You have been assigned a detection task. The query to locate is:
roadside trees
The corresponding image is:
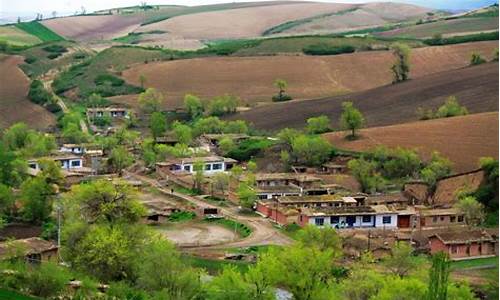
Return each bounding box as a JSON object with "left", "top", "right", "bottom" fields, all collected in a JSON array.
[
  {"left": 340, "top": 101, "right": 365, "bottom": 139},
  {"left": 390, "top": 43, "right": 411, "bottom": 83}
]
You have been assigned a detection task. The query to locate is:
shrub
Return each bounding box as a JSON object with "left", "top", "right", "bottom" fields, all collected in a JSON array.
[
  {"left": 470, "top": 52, "right": 486, "bottom": 65},
  {"left": 94, "top": 73, "right": 125, "bottom": 87},
  {"left": 227, "top": 138, "right": 274, "bottom": 161},
  {"left": 306, "top": 115, "right": 331, "bottom": 134},
  {"left": 92, "top": 116, "right": 112, "bottom": 127},
  {"left": 435, "top": 96, "right": 468, "bottom": 118},
  {"left": 42, "top": 44, "right": 67, "bottom": 53},
  {"left": 272, "top": 93, "right": 292, "bottom": 102},
  {"left": 28, "top": 80, "right": 52, "bottom": 105},
  {"left": 168, "top": 211, "right": 196, "bottom": 222},
  {"left": 73, "top": 52, "right": 86, "bottom": 59},
  {"left": 303, "top": 44, "right": 355, "bottom": 56},
  {"left": 24, "top": 56, "right": 37, "bottom": 64},
  {"left": 47, "top": 52, "right": 61, "bottom": 59},
  {"left": 424, "top": 31, "right": 499, "bottom": 46},
  {"left": 25, "top": 262, "right": 70, "bottom": 298}
]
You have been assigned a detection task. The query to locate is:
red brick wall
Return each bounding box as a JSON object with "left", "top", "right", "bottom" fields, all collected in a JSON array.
[
  {"left": 430, "top": 238, "right": 497, "bottom": 259},
  {"left": 429, "top": 237, "right": 448, "bottom": 254},
  {"left": 298, "top": 214, "right": 309, "bottom": 227},
  {"left": 256, "top": 202, "right": 271, "bottom": 217}
]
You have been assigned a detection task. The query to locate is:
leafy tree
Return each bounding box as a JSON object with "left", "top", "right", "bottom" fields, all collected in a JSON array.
[
  {"left": 0, "top": 184, "right": 14, "bottom": 218},
  {"left": 28, "top": 80, "right": 52, "bottom": 105},
  {"left": 420, "top": 152, "right": 452, "bottom": 191},
  {"left": 272, "top": 79, "right": 292, "bottom": 102},
  {"left": 205, "top": 266, "right": 252, "bottom": 300},
  {"left": 277, "top": 128, "right": 301, "bottom": 148},
  {"left": 207, "top": 94, "right": 239, "bottom": 116},
  {"left": 306, "top": 115, "right": 331, "bottom": 134},
  {"left": 139, "top": 74, "right": 146, "bottom": 89},
  {"left": 219, "top": 137, "right": 235, "bottom": 155},
  {"left": 280, "top": 150, "right": 291, "bottom": 171},
  {"left": 391, "top": 43, "right": 411, "bottom": 82},
  {"left": 475, "top": 157, "right": 499, "bottom": 212},
  {"left": 455, "top": 196, "right": 485, "bottom": 226},
  {"left": 230, "top": 165, "right": 244, "bottom": 180},
  {"left": 62, "top": 122, "right": 88, "bottom": 144},
  {"left": 172, "top": 121, "right": 193, "bottom": 145},
  {"left": 493, "top": 48, "right": 499, "bottom": 61},
  {"left": 184, "top": 94, "right": 204, "bottom": 120},
  {"left": 86, "top": 93, "right": 107, "bottom": 108},
  {"left": 0, "top": 142, "right": 26, "bottom": 186},
  {"left": 136, "top": 238, "right": 201, "bottom": 298},
  {"left": 109, "top": 146, "right": 133, "bottom": 175},
  {"left": 150, "top": 111, "right": 167, "bottom": 139},
  {"left": 212, "top": 172, "right": 230, "bottom": 195},
  {"left": 384, "top": 242, "right": 421, "bottom": 278},
  {"left": 341, "top": 268, "right": 386, "bottom": 300},
  {"left": 290, "top": 135, "right": 332, "bottom": 166},
  {"left": 381, "top": 147, "right": 422, "bottom": 178},
  {"left": 2, "top": 123, "right": 30, "bottom": 150},
  {"left": 245, "top": 249, "right": 282, "bottom": 300},
  {"left": 371, "top": 276, "right": 427, "bottom": 300},
  {"left": 193, "top": 160, "right": 204, "bottom": 192},
  {"left": 20, "top": 176, "right": 55, "bottom": 224},
  {"left": 224, "top": 120, "right": 249, "bottom": 134},
  {"left": 470, "top": 52, "right": 486, "bottom": 65},
  {"left": 427, "top": 252, "right": 450, "bottom": 300},
  {"left": 138, "top": 88, "right": 163, "bottom": 114},
  {"left": 435, "top": 96, "right": 468, "bottom": 118},
  {"left": 25, "top": 262, "right": 71, "bottom": 298},
  {"left": 193, "top": 117, "right": 224, "bottom": 136},
  {"left": 340, "top": 101, "right": 365, "bottom": 138},
  {"left": 348, "top": 157, "right": 385, "bottom": 193},
  {"left": 237, "top": 183, "right": 257, "bottom": 209},
  {"left": 296, "top": 225, "right": 342, "bottom": 254}
]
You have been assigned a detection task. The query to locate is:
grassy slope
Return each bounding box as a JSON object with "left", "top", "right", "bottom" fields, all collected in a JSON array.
[
  {"left": 451, "top": 256, "right": 499, "bottom": 270},
  {"left": 15, "top": 21, "right": 64, "bottom": 42},
  {"left": 0, "top": 25, "right": 41, "bottom": 46},
  {"left": 0, "top": 289, "right": 39, "bottom": 300}
]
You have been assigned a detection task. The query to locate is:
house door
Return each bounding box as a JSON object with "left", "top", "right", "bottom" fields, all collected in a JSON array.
[
  {"left": 346, "top": 216, "right": 356, "bottom": 227},
  {"left": 398, "top": 215, "right": 410, "bottom": 228}
]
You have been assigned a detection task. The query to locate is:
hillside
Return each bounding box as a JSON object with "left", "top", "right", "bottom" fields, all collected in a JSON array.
[
  {"left": 324, "top": 112, "right": 499, "bottom": 173},
  {"left": 0, "top": 55, "right": 56, "bottom": 130},
  {"left": 226, "top": 62, "right": 499, "bottom": 131},
  {"left": 116, "top": 41, "right": 497, "bottom": 108}
]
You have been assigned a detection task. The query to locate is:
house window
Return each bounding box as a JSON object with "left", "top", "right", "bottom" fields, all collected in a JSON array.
[
  {"left": 440, "top": 216, "right": 445, "bottom": 221},
  {"left": 71, "top": 160, "right": 81, "bottom": 167},
  {"left": 362, "top": 216, "right": 371, "bottom": 223},
  {"left": 213, "top": 163, "right": 222, "bottom": 170},
  {"left": 451, "top": 245, "right": 458, "bottom": 254},
  {"left": 258, "top": 195, "right": 267, "bottom": 200},
  {"left": 433, "top": 216, "right": 438, "bottom": 223},
  {"left": 184, "top": 165, "right": 191, "bottom": 172},
  {"left": 205, "top": 164, "right": 212, "bottom": 171},
  {"left": 458, "top": 215, "right": 464, "bottom": 223},
  {"left": 315, "top": 218, "right": 324, "bottom": 226},
  {"left": 450, "top": 216, "right": 456, "bottom": 223},
  {"left": 382, "top": 216, "right": 392, "bottom": 224},
  {"left": 29, "top": 163, "right": 37, "bottom": 169},
  {"left": 331, "top": 216, "right": 339, "bottom": 224}
]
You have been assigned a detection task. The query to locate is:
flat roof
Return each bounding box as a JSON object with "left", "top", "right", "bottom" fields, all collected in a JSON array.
[
  {"left": 433, "top": 230, "right": 493, "bottom": 244},
  {"left": 255, "top": 173, "right": 321, "bottom": 182},
  {"left": 165, "top": 156, "right": 237, "bottom": 164},
  {"left": 419, "top": 208, "right": 461, "bottom": 216},
  {"left": 0, "top": 238, "right": 57, "bottom": 258},
  {"left": 278, "top": 195, "right": 350, "bottom": 204},
  {"left": 302, "top": 205, "right": 395, "bottom": 217}
]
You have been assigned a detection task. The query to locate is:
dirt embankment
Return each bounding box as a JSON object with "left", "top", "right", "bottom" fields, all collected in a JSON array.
[
  {"left": 0, "top": 55, "right": 55, "bottom": 130},
  {"left": 324, "top": 112, "right": 499, "bottom": 173}
]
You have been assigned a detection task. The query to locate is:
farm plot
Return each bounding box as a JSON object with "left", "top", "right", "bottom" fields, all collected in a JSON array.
[
  {"left": 0, "top": 25, "right": 41, "bottom": 46},
  {"left": 119, "top": 41, "right": 497, "bottom": 109},
  {"left": 15, "top": 21, "right": 64, "bottom": 42},
  {"left": 377, "top": 17, "right": 499, "bottom": 38},
  {"left": 227, "top": 61, "right": 498, "bottom": 132},
  {"left": 41, "top": 15, "right": 144, "bottom": 42},
  {"left": 324, "top": 112, "right": 499, "bottom": 173},
  {"left": 0, "top": 55, "right": 55, "bottom": 130}
]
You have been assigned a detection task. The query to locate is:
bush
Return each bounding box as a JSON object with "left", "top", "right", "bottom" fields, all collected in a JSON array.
[
  {"left": 73, "top": 52, "right": 86, "bottom": 59},
  {"left": 307, "top": 115, "right": 331, "bottom": 134},
  {"left": 45, "top": 103, "right": 62, "bottom": 113},
  {"left": 28, "top": 80, "right": 52, "bottom": 105},
  {"left": 272, "top": 93, "right": 292, "bottom": 102},
  {"left": 25, "top": 262, "right": 70, "bottom": 298},
  {"left": 303, "top": 44, "right": 355, "bottom": 56},
  {"left": 470, "top": 52, "right": 486, "bottom": 65},
  {"left": 227, "top": 138, "right": 274, "bottom": 161},
  {"left": 94, "top": 73, "right": 125, "bottom": 87},
  {"left": 92, "top": 116, "right": 112, "bottom": 127},
  {"left": 424, "top": 31, "right": 499, "bottom": 46},
  {"left": 24, "top": 56, "right": 37, "bottom": 64},
  {"left": 42, "top": 44, "right": 67, "bottom": 53},
  {"left": 168, "top": 211, "right": 196, "bottom": 222}
]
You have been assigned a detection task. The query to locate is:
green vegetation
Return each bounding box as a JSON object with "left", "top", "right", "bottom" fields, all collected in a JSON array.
[
  {"left": 303, "top": 43, "right": 355, "bottom": 55},
  {"left": 417, "top": 96, "right": 468, "bottom": 120},
  {"left": 205, "top": 218, "right": 252, "bottom": 238},
  {"left": 340, "top": 101, "right": 365, "bottom": 138},
  {"left": 181, "top": 254, "right": 250, "bottom": 275},
  {"left": 391, "top": 42, "right": 411, "bottom": 83},
  {"left": 424, "top": 31, "right": 499, "bottom": 45},
  {"left": 451, "top": 256, "right": 498, "bottom": 270},
  {"left": 470, "top": 52, "right": 486, "bottom": 65},
  {"left": 14, "top": 22, "right": 64, "bottom": 42},
  {"left": 227, "top": 138, "right": 274, "bottom": 161},
  {"left": 0, "top": 288, "right": 40, "bottom": 300},
  {"left": 168, "top": 211, "right": 196, "bottom": 222},
  {"left": 306, "top": 115, "right": 331, "bottom": 134},
  {"left": 272, "top": 78, "right": 292, "bottom": 102},
  {"left": 0, "top": 25, "right": 41, "bottom": 47}
]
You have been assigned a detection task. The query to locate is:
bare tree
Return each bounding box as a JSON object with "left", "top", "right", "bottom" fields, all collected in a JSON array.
[{"left": 51, "top": 11, "right": 57, "bottom": 18}]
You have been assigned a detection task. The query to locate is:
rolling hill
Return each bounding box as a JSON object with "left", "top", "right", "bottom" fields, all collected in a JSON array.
[
  {"left": 225, "top": 62, "right": 499, "bottom": 131},
  {"left": 324, "top": 112, "right": 499, "bottom": 173}
]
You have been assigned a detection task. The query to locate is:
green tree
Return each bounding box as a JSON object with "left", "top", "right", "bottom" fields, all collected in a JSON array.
[
  {"left": 219, "top": 137, "right": 235, "bottom": 155},
  {"left": 277, "top": 128, "right": 301, "bottom": 148},
  {"left": 237, "top": 183, "right": 257, "bottom": 209},
  {"left": 172, "top": 121, "right": 193, "bottom": 145},
  {"left": 139, "top": 88, "right": 163, "bottom": 114},
  {"left": 371, "top": 277, "right": 427, "bottom": 300},
  {"left": 109, "top": 146, "right": 133, "bottom": 175},
  {"left": 341, "top": 268, "right": 386, "bottom": 300},
  {"left": 296, "top": 225, "right": 342, "bottom": 254},
  {"left": 382, "top": 147, "right": 422, "bottom": 179},
  {"left": 435, "top": 96, "right": 468, "bottom": 118},
  {"left": 0, "top": 142, "right": 26, "bottom": 186},
  {"left": 455, "top": 196, "right": 485, "bottom": 226},
  {"left": 150, "top": 111, "right": 167, "bottom": 139},
  {"left": 25, "top": 262, "right": 71, "bottom": 298},
  {"left": 291, "top": 135, "right": 332, "bottom": 166},
  {"left": 280, "top": 150, "right": 291, "bottom": 171},
  {"left": 245, "top": 250, "right": 282, "bottom": 300},
  {"left": 391, "top": 43, "right": 411, "bottom": 83},
  {"left": 427, "top": 252, "right": 450, "bottom": 300},
  {"left": 2, "top": 122, "right": 30, "bottom": 150},
  {"left": 493, "top": 48, "right": 499, "bottom": 61},
  {"left": 86, "top": 93, "right": 107, "bottom": 108},
  {"left": 20, "top": 176, "right": 55, "bottom": 224},
  {"left": 224, "top": 120, "right": 249, "bottom": 134},
  {"left": 273, "top": 78, "right": 290, "bottom": 102},
  {"left": 212, "top": 172, "right": 230, "bottom": 195},
  {"left": 384, "top": 242, "right": 421, "bottom": 278},
  {"left": 348, "top": 157, "right": 385, "bottom": 193},
  {"left": 193, "top": 117, "right": 224, "bottom": 136},
  {"left": 0, "top": 184, "right": 14, "bottom": 218},
  {"left": 470, "top": 52, "right": 486, "bottom": 65},
  {"left": 139, "top": 74, "right": 146, "bottom": 89},
  {"left": 420, "top": 152, "right": 452, "bottom": 191},
  {"left": 184, "top": 94, "right": 204, "bottom": 120},
  {"left": 193, "top": 160, "right": 204, "bottom": 192},
  {"left": 205, "top": 266, "right": 252, "bottom": 300},
  {"left": 340, "top": 101, "right": 365, "bottom": 138},
  {"left": 207, "top": 94, "right": 239, "bottom": 116},
  {"left": 306, "top": 115, "right": 331, "bottom": 134}
]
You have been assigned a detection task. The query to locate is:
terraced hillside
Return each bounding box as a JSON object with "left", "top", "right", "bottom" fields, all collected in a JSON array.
[
  {"left": 118, "top": 41, "right": 497, "bottom": 108},
  {"left": 324, "top": 112, "right": 499, "bottom": 173},
  {"left": 226, "top": 62, "right": 499, "bottom": 132}
]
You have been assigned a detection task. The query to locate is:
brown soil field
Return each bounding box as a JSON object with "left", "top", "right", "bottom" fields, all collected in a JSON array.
[
  {"left": 324, "top": 112, "right": 499, "bottom": 173},
  {"left": 42, "top": 15, "right": 144, "bottom": 42},
  {"left": 137, "top": 2, "right": 355, "bottom": 39},
  {"left": 0, "top": 55, "right": 55, "bottom": 130},
  {"left": 117, "top": 41, "right": 497, "bottom": 109},
  {"left": 279, "top": 2, "right": 431, "bottom": 36},
  {"left": 228, "top": 61, "right": 498, "bottom": 132}
]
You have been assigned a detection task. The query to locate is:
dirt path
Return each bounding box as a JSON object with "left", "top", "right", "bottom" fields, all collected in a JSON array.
[{"left": 124, "top": 170, "right": 293, "bottom": 249}]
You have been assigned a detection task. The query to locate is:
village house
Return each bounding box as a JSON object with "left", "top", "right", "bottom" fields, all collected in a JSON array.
[
  {"left": 28, "top": 154, "right": 85, "bottom": 171},
  {"left": 141, "top": 200, "right": 181, "bottom": 225},
  {"left": 156, "top": 156, "right": 237, "bottom": 175},
  {"left": 417, "top": 208, "right": 465, "bottom": 229},
  {"left": 86, "top": 107, "right": 128, "bottom": 118},
  {"left": 201, "top": 133, "right": 250, "bottom": 146},
  {"left": 254, "top": 173, "right": 329, "bottom": 199},
  {"left": 429, "top": 229, "right": 498, "bottom": 260},
  {"left": 0, "top": 237, "right": 58, "bottom": 264},
  {"left": 298, "top": 205, "right": 399, "bottom": 229}
]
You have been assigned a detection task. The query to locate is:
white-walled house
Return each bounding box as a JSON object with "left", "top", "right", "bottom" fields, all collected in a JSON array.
[
  {"left": 28, "top": 155, "right": 84, "bottom": 171},
  {"left": 298, "top": 205, "right": 398, "bottom": 229},
  {"left": 59, "top": 144, "right": 85, "bottom": 154},
  {"left": 156, "top": 156, "right": 237, "bottom": 175}
]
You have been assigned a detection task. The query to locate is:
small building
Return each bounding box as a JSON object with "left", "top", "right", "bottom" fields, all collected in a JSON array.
[
  {"left": 141, "top": 201, "right": 181, "bottom": 225},
  {"left": 255, "top": 200, "right": 300, "bottom": 225},
  {"left": 298, "top": 205, "right": 398, "bottom": 229},
  {"left": 429, "top": 230, "right": 497, "bottom": 260},
  {"left": 0, "top": 237, "right": 58, "bottom": 263},
  {"left": 28, "top": 154, "right": 85, "bottom": 171},
  {"left": 86, "top": 107, "right": 128, "bottom": 118},
  {"left": 417, "top": 208, "right": 465, "bottom": 229},
  {"left": 201, "top": 133, "right": 250, "bottom": 146},
  {"left": 319, "top": 162, "right": 347, "bottom": 174},
  {"left": 60, "top": 143, "right": 85, "bottom": 154},
  {"left": 254, "top": 173, "right": 326, "bottom": 197},
  {"left": 156, "top": 156, "right": 237, "bottom": 175}
]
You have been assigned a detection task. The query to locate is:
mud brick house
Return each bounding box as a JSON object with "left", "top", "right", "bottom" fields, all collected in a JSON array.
[
  {"left": 0, "top": 238, "right": 58, "bottom": 263},
  {"left": 156, "top": 156, "right": 237, "bottom": 175},
  {"left": 254, "top": 173, "right": 329, "bottom": 199},
  {"left": 28, "top": 154, "right": 85, "bottom": 171},
  {"left": 298, "top": 205, "right": 398, "bottom": 229},
  {"left": 429, "top": 229, "right": 498, "bottom": 260},
  {"left": 417, "top": 208, "right": 465, "bottom": 229},
  {"left": 86, "top": 107, "right": 128, "bottom": 118},
  {"left": 141, "top": 200, "right": 181, "bottom": 225}
]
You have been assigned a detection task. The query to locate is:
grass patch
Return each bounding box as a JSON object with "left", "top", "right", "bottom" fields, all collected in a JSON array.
[
  {"left": 227, "top": 138, "right": 275, "bottom": 161},
  {"left": 0, "top": 288, "right": 40, "bottom": 300},
  {"left": 279, "top": 223, "right": 302, "bottom": 240},
  {"left": 0, "top": 25, "right": 41, "bottom": 46},
  {"left": 203, "top": 196, "right": 228, "bottom": 206},
  {"left": 168, "top": 211, "right": 196, "bottom": 222},
  {"left": 15, "top": 21, "right": 64, "bottom": 42},
  {"left": 181, "top": 254, "right": 250, "bottom": 275},
  {"left": 204, "top": 218, "right": 252, "bottom": 238},
  {"left": 172, "top": 184, "right": 201, "bottom": 196},
  {"left": 451, "top": 256, "right": 499, "bottom": 270},
  {"left": 424, "top": 31, "right": 499, "bottom": 46}
]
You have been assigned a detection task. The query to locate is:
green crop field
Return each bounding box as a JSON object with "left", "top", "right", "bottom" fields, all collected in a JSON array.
[
  {"left": 15, "top": 21, "right": 64, "bottom": 42},
  {"left": 0, "top": 25, "right": 41, "bottom": 46},
  {"left": 0, "top": 289, "right": 39, "bottom": 300},
  {"left": 451, "top": 256, "right": 499, "bottom": 270}
]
